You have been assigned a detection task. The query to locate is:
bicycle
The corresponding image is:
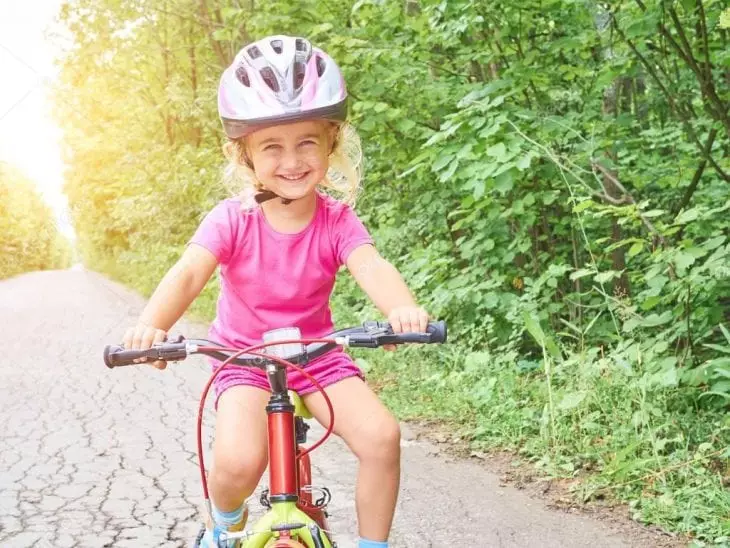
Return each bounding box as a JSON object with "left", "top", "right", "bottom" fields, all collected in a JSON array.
[{"left": 104, "top": 320, "right": 447, "bottom": 548}]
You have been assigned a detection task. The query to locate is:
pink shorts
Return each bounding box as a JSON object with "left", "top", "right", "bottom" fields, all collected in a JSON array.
[{"left": 210, "top": 348, "right": 364, "bottom": 409}]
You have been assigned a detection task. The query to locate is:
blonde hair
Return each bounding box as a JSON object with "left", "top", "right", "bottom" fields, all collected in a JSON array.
[{"left": 222, "top": 122, "right": 363, "bottom": 208}]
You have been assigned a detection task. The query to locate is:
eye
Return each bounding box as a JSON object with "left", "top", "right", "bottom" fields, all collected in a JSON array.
[
  {"left": 299, "top": 139, "right": 317, "bottom": 147},
  {"left": 262, "top": 144, "right": 281, "bottom": 152}
]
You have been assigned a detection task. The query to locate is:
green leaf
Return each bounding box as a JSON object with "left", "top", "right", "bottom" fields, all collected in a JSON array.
[
  {"left": 573, "top": 200, "right": 594, "bottom": 213},
  {"left": 654, "top": 365, "right": 678, "bottom": 387},
  {"left": 680, "top": 0, "right": 696, "bottom": 13},
  {"left": 472, "top": 179, "right": 486, "bottom": 199},
  {"left": 486, "top": 142, "right": 507, "bottom": 160},
  {"left": 523, "top": 311, "right": 546, "bottom": 344},
  {"left": 641, "top": 311, "right": 673, "bottom": 327},
  {"left": 558, "top": 391, "right": 587, "bottom": 410},
  {"left": 628, "top": 241, "right": 645, "bottom": 258},
  {"left": 494, "top": 170, "right": 513, "bottom": 194},
  {"left": 720, "top": 324, "right": 730, "bottom": 345},
  {"left": 570, "top": 268, "right": 595, "bottom": 280},
  {"left": 702, "top": 235, "right": 726, "bottom": 250},
  {"left": 594, "top": 270, "right": 619, "bottom": 284},
  {"left": 220, "top": 7, "right": 241, "bottom": 21},
  {"left": 516, "top": 152, "right": 533, "bottom": 171},
  {"left": 432, "top": 153, "right": 454, "bottom": 172},
  {"left": 523, "top": 311, "right": 561, "bottom": 360},
  {"left": 674, "top": 208, "right": 700, "bottom": 224},
  {"left": 674, "top": 252, "right": 695, "bottom": 272},
  {"left": 640, "top": 295, "right": 663, "bottom": 310}
]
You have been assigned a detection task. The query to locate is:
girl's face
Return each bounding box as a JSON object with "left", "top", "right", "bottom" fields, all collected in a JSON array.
[{"left": 246, "top": 120, "right": 336, "bottom": 202}]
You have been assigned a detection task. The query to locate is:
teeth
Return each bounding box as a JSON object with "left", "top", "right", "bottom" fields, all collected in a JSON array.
[{"left": 280, "top": 173, "right": 307, "bottom": 181}]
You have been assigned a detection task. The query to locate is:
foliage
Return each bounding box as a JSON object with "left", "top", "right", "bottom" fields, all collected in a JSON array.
[
  {"left": 53, "top": 0, "right": 730, "bottom": 542},
  {"left": 0, "top": 162, "right": 72, "bottom": 279}
]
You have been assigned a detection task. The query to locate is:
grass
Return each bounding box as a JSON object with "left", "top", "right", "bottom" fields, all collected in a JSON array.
[{"left": 355, "top": 342, "right": 730, "bottom": 546}]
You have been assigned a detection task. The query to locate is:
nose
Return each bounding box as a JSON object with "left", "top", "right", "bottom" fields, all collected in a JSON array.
[{"left": 279, "top": 150, "right": 303, "bottom": 171}]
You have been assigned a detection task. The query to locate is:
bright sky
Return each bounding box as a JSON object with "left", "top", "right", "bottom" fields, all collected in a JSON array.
[{"left": 0, "top": 0, "right": 74, "bottom": 239}]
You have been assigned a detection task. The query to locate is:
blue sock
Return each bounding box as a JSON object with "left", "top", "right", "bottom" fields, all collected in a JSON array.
[
  {"left": 211, "top": 502, "right": 245, "bottom": 528},
  {"left": 358, "top": 539, "right": 388, "bottom": 548},
  {"left": 200, "top": 503, "right": 245, "bottom": 548}
]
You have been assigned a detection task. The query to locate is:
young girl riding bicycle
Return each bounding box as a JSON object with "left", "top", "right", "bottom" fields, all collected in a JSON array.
[{"left": 123, "top": 35, "right": 429, "bottom": 548}]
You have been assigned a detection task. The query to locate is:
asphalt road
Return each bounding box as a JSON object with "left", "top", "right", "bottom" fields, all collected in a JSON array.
[{"left": 0, "top": 269, "right": 677, "bottom": 547}]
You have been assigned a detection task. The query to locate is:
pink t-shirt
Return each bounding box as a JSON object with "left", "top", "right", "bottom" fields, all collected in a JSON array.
[{"left": 189, "top": 192, "right": 373, "bottom": 348}]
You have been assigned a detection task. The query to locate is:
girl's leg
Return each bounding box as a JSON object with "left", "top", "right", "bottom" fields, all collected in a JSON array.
[
  {"left": 303, "top": 377, "right": 401, "bottom": 542},
  {"left": 208, "top": 385, "right": 270, "bottom": 512}
]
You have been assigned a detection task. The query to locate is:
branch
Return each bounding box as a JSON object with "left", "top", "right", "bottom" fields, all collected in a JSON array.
[
  {"left": 591, "top": 161, "right": 668, "bottom": 246},
  {"left": 664, "top": 7, "right": 730, "bottom": 135},
  {"left": 612, "top": 22, "right": 730, "bottom": 182},
  {"left": 199, "top": 0, "right": 230, "bottom": 68},
  {"left": 672, "top": 128, "right": 717, "bottom": 216},
  {"left": 636, "top": 0, "right": 729, "bottom": 135},
  {"left": 667, "top": 7, "right": 704, "bottom": 79},
  {"left": 696, "top": 0, "right": 712, "bottom": 81}
]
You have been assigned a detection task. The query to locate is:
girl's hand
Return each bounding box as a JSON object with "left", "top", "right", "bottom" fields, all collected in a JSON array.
[
  {"left": 384, "top": 306, "right": 430, "bottom": 352},
  {"left": 122, "top": 322, "right": 168, "bottom": 370}
]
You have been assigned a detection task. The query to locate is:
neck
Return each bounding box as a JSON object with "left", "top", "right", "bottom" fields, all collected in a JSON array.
[{"left": 260, "top": 191, "right": 318, "bottom": 233}]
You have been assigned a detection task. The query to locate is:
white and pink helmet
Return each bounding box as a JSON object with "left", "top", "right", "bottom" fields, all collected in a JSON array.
[{"left": 218, "top": 35, "right": 348, "bottom": 139}]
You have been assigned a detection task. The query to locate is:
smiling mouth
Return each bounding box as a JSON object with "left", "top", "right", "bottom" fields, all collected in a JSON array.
[{"left": 277, "top": 172, "right": 310, "bottom": 183}]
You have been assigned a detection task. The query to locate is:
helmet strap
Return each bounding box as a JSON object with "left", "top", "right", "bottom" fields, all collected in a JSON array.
[{"left": 254, "top": 189, "right": 294, "bottom": 206}]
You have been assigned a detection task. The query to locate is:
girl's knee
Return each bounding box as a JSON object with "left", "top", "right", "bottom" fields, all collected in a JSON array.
[
  {"left": 352, "top": 414, "right": 401, "bottom": 463},
  {"left": 212, "top": 448, "right": 268, "bottom": 491}
]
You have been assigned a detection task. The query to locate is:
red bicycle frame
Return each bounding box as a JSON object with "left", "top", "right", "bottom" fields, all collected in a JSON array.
[{"left": 265, "top": 365, "right": 328, "bottom": 531}]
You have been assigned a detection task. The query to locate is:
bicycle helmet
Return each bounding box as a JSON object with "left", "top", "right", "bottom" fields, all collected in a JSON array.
[{"left": 218, "top": 35, "right": 348, "bottom": 139}]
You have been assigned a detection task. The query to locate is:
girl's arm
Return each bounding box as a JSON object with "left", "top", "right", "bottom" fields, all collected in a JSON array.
[
  {"left": 345, "top": 244, "right": 429, "bottom": 334},
  {"left": 123, "top": 243, "right": 219, "bottom": 368}
]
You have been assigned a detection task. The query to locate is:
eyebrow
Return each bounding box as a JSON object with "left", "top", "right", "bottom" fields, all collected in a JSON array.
[{"left": 257, "top": 133, "right": 321, "bottom": 147}]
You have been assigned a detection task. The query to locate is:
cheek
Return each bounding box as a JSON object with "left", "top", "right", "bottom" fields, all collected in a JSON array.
[
  {"left": 304, "top": 147, "right": 330, "bottom": 174},
  {"left": 252, "top": 156, "right": 278, "bottom": 178}
]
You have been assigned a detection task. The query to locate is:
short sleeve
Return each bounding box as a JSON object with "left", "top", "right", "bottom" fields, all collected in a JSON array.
[
  {"left": 188, "top": 201, "right": 237, "bottom": 265},
  {"left": 332, "top": 205, "right": 374, "bottom": 266}
]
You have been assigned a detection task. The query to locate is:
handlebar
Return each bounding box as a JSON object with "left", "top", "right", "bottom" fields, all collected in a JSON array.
[{"left": 103, "top": 320, "right": 447, "bottom": 369}]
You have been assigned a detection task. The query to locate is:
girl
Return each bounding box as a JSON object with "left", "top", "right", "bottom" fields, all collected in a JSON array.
[{"left": 123, "top": 35, "right": 429, "bottom": 548}]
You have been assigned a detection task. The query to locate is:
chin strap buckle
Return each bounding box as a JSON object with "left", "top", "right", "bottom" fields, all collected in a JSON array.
[{"left": 254, "top": 190, "right": 293, "bottom": 205}]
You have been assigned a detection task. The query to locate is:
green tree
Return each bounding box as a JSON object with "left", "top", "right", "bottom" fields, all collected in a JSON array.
[{"left": 0, "top": 162, "right": 72, "bottom": 279}]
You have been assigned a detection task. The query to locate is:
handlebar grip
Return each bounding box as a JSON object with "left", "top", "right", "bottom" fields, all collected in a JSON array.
[
  {"left": 104, "top": 345, "right": 160, "bottom": 368},
  {"left": 375, "top": 320, "right": 447, "bottom": 343},
  {"left": 426, "top": 320, "right": 447, "bottom": 343},
  {"left": 104, "top": 340, "right": 188, "bottom": 368},
  {"left": 348, "top": 320, "right": 447, "bottom": 347},
  {"left": 392, "top": 333, "right": 432, "bottom": 343}
]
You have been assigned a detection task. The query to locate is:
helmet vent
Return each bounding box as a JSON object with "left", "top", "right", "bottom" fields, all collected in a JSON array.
[
  {"left": 235, "top": 66, "right": 250, "bottom": 87},
  {"left": 260, "top": 67, "right": 280, "bottom": 92},
  {"left": 293, "top": 62, "right": 305, "bottom": 89},
  {"left": 295, "top": 38, "right": 308, "bottom": 52},
  {"left": 271, "top": 39, "right": 283, "bottom": 54},
  {"left": 247, "top": 45, "right": 262, "bottom": 59},
  {"left": 316, "top": 55, "right": 326, "bottom": 77}
]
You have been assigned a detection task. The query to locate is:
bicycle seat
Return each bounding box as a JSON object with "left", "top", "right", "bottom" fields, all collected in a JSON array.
[{"left": 289, "top": 390, "right": 313, "bottom": 419}]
